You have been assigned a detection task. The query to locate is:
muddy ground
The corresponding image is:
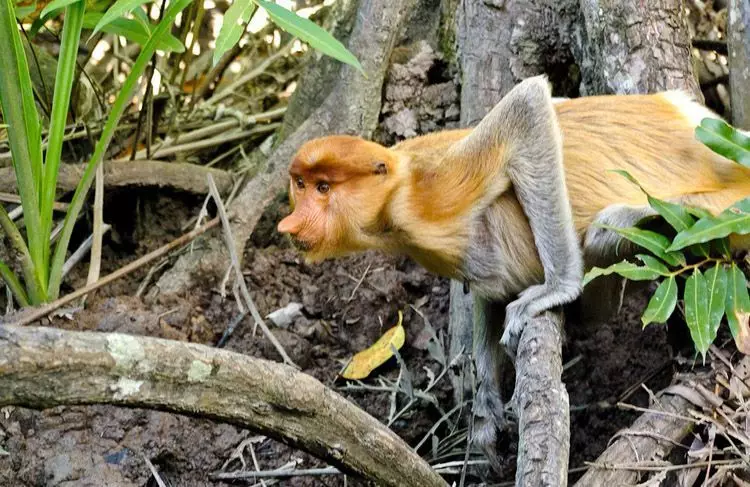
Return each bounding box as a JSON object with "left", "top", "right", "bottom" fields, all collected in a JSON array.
[{"left": 0, "top": 190, "right": 684, "bottom": 486}]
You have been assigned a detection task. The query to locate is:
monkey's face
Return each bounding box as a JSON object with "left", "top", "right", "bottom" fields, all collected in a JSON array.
[{"left": 277, "top": 136, "right": 399, "bottom": 262}]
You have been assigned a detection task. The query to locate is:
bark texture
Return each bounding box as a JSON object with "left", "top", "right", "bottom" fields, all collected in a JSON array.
[
  {"left": 0, "top": 325, "right": 447, "bottom": 487},
  {"left": 729, "top": 0, "right": 750, "bottom": 128},
  {"left": 573, "top": 392, "right": 693, "bottom": 486},
  {"left": 513, "top": 312, "right": 569, "bottom": 486},
  {"left": 149, "top": 0, "right": 413, "bottom": 297},
  {"left": 576, "top": 0, "right": 702, "bottom": 97},
  {"left": 0, "top": 160, "right": 233, "bottom": 195}
]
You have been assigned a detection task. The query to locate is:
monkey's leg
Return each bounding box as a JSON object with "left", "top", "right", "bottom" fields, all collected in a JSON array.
[
  {"left": 472, "top": 295, "right": 510, "bottom": 471},
  {"left": 580, "top": 204, "right": 658, "bottom": 325},
  {"left": 459, "top": 76, "right": 582, "bottom": 356}
]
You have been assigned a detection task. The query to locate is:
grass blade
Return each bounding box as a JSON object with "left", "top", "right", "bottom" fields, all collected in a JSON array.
[
  {"left": 41, "top": 0, "right": 85, "bottom": 286},
  {"left": 0, "top": 260, "right": 30, "bottom": 307},
  {"left": 48, "top": 0, "right": 193, "bottom": 299},
  {"left": 0, "top": 0, "right": 46, "bottom": 297}
]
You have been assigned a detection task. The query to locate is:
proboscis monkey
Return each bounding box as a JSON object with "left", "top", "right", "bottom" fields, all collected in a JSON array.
[{"left": 276, "top": 76, "right": 750, "bottom": 465}]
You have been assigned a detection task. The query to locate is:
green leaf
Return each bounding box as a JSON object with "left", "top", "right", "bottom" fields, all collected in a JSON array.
[
  {"left": 213, "top": 0, "right": 256, "bottom": 66},
  {"left": 583, "top": 261, "right": 664, "bottom": 287},
  {"left": 82, "top": 12, "right": 184, "bottom": 52},
  {"left": 686, "top": 206, "right": 713, "bottom": 220},
  {"left": 598, "top": 224, "right": 686, "bottom": 267},
  {"left": 695, "top": 117, "right": 750, "bottom": 168},
  {"left": 39, "top": 0, "right": 76, "bottom": 18},
  {"left": 704, "top": 263, "right": 728, "bottom": 338},
  {"left": 726, "top": 263, "right": 750, "bottom": 353},
  {"left": 685, "top": 268, "right": 713, "bottom": 361},
  {"left": 634, "top": 254, "right": 671, "bottom": 275},
  {"left": 669, "top": 197, "right": 750, "bottom": 251},
  {"left": 642, "top": 276, "right": 678, "bottom": 327},
  {"left": 611, "top": 169, "right": 696, "bottom": 232},
  {"left": 91, "top": 0, "right": 151, "bottom": 36},
  {"left": 255, "top": 0, "right": 363, "bottom": 74}
]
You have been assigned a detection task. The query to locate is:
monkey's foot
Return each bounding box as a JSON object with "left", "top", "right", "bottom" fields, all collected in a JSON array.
[
  {"left": 473, "top": 379, "right": 507, "bottom": 473},
  {"left": 501, "top": 282, "right": 581, "bottom": 358}
]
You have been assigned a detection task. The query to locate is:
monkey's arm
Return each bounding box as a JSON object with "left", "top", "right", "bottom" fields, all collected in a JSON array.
[{"left": 451, "top": 76, "right": 583, "bottom": 355}]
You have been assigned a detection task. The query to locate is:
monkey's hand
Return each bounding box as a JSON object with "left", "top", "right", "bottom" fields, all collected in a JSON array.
[{"left": 501, "top": 281, "right": 581, "bottom": 358}]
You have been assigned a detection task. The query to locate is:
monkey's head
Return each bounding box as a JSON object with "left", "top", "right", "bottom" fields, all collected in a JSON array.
[{"left": 277, "top": 135, "right": 401, "bottom": 262}]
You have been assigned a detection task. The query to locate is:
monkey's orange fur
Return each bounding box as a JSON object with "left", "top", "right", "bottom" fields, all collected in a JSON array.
[{"left": 278, "top": 92, "right": 750, "bottom": 284}]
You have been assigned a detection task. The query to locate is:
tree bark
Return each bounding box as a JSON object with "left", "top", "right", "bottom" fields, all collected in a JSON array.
[
  {"left": 513, "top": 312, "right": 569, "bottom": 486},
  {"left": 148, "top": 0, "right": 414, "bottom": 298},
  {"left": 453, "top": 2, "right": 571, "bottom": 482},
  {"left": 573, "top": 390, "right": 694, "bottom": 486},
  {"left": 729, "top": 0, "right": 750, "bottom": 128},
  {"left": 575, "top": 0, "right": 702, "bottom": 97},
  {"left": 0, "top": 325, "right": 447, "bottom": 487}
]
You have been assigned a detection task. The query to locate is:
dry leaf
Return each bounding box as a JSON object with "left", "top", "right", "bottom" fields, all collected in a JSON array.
[{"left": 340, "top": 311, "right": 405, "bottom": 380}]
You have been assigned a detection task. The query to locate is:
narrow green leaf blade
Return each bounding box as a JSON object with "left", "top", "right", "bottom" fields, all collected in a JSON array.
[
  {"left": 635, "top": 254, "right": 671, "bottom": 275},
  {"left": 695, "top": 117, "right": 750, "bottom": 168},
  {"left": 669, "top": 197, "right": 750, "bottom": 251},
  {"left": 705, "top": 263, "right": 728, "bottom": 338},
  {"left": 583, "top": 261, "right": 663, "bottom": 287},
  {"left": 82, "top": 13, "right": 184, "bottom": 51},
  {"left": 0, "top": 260, "right": 29, "bottom": 306},
  {"left": 213, "top": 0, "right": 256, "bottom": 66},
  {"left": 685, "top": 268, "right": 712, "bottom": 361},
  {"left": 726, "top": 263, "right": 750, "bottom": 354},
  {"left": 39, "top": 0, "right": 77, "bottom": 18},
  {"left": 92, "top": 0, "right": 151, "bottom": 35},
  {"left": 641, "top": 276, "right": 678, "bottom": 327},
  {"left": 599, "top": 225, "right": 686, "bottom": 266},
  {"left": 255, "top": 0, "right": 363, "bottom": 74}
]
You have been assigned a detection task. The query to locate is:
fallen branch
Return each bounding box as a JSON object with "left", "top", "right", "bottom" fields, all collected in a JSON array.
[
  {"left": 0, "top": 160, "right": 233, "bottom": 195},
  {"left": 0, "top": 325, "right": 447, "bottom": 487},
  {"left": 573, "top": 389, "right": 695, "bottom": 485},
  {"left": 513, "top": 311, "right": 570, "bottom": 485}
]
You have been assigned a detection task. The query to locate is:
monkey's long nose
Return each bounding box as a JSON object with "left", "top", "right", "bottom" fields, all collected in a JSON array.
[{"left": 277, "top": 214, "right": 300, "bottom": 234}]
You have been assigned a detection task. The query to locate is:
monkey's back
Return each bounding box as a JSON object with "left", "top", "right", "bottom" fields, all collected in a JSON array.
[{"left": 555, "top": 93, "right": 750, "bottom": 234}]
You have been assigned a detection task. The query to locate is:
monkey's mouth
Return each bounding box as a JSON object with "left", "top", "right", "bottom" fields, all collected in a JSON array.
[{"left": 289, "top": 236, "right": 314, "bottom": 252}]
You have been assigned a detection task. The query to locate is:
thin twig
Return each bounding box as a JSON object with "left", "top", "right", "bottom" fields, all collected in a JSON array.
[
  {"left": 62, "top": 224, "right": 112, "bottom": 279},
  {"left": 211, "top": 466, "right": 342, "bottom": 480},
  {"left": 206, "top": 43, "right": 294, "bottom": 106},
  {"left": 206, "top": 174, "right": 296, "bottom": 367}
]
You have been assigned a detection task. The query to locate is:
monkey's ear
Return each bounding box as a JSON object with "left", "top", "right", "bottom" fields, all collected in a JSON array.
[{"left": 373, "top": 162, "right": 388, "bottom": 175}]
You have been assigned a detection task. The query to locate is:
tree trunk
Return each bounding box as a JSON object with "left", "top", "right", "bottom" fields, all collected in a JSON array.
[
  {"left": 729, "top": 0, "right": 750, "bottom": 128},
  {"left": 575, "top": 0, "right": 701, "bottom": 97}
]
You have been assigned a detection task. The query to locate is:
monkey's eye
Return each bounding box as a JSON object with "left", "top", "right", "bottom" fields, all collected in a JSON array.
[
  {"left": 316, "top": 182, "right": 330, "bottom": 194},
  {"left": 295, "top": 176, "right": 305, "bottom": 190}
]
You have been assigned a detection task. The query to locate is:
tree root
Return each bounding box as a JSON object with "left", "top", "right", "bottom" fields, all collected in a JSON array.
[
  {"left": 0, "top": 159, "right": 233, "bottom": 195},
  {"left": 513, "top": 312, "right": 570, "bottom": 485},
  {"left": 0, "top": 324, "right": 447, "bottom": 487}
]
